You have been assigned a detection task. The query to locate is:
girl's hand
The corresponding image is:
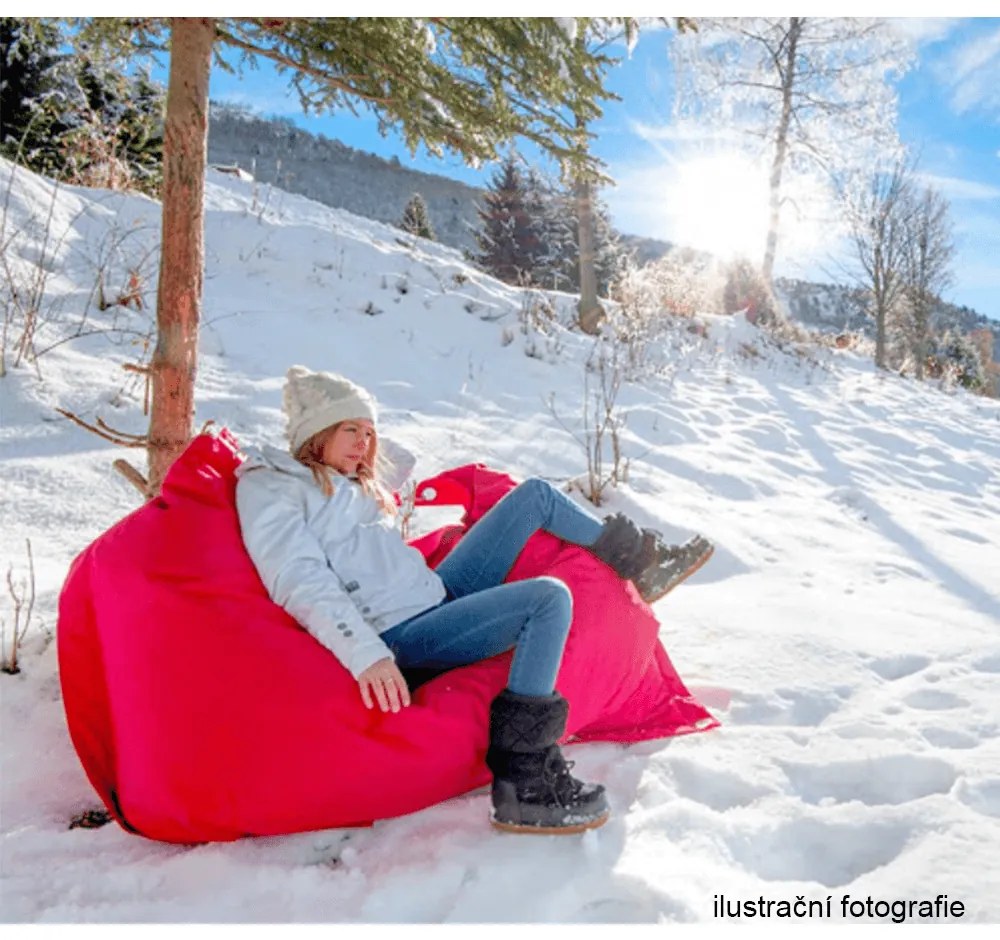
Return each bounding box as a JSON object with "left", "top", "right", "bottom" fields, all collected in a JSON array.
[{"left": 358, "top": 658, "right": 411, "bottom": 713}]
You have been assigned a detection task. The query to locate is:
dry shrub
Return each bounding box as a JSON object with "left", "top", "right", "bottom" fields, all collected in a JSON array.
[
  {"left": 640, "top": 248, "right": 718, "bottom": 319},
  {"left": 721, "top": 257, "right": 778, "bottom": 325}
]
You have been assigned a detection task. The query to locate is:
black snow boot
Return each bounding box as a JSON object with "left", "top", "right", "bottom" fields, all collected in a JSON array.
[
  {"left": 486, "top": 689, "right": 609, "bottom": 835},
  {"left": 634, "top": 532, "right": 714, "bottom": 604},
  {"left": 589, "top": 512, "right": 714, "bottom": 604}
]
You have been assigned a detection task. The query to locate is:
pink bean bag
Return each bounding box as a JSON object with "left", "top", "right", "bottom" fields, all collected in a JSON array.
[{"left": 57, "top": 431, "right": 717, "bottom": 843}]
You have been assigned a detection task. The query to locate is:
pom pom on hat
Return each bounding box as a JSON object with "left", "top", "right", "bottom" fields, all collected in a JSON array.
[{"left": 282, "top": 365, "right": 378, "bottom": 454}]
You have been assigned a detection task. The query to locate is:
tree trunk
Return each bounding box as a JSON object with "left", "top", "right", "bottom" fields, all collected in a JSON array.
[
  {"left": 147, "top": 18, "right": 215, "bottom": 496},
  {"left": 913, "top": 294, "right": 928, "bottom": 380},
  {"left": 762, "top": 17, "right": 802, "bottom": 286},
  {"left": 576, "top": 176, "right": 604, "bottom": 335},
  {"left": 875, "top": 302, "right": 887, "bottom": 370},
  {"left": 873, "top": 244, "right": 886, "bottom": 370}
]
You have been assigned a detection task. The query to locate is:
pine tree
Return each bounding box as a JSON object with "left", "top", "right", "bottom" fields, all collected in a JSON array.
[
  {"left": 60, "top": 51, "right": 164, "bottom": 194},
  {"left": 470, "top": 154, "right": 622, "bottom": 302},
  {"left": 399, "top": 193, "right": 435, "bottom": 240},
  {"left": 523, "top": 167, "right": 573, "bottom": 291},
  {"left": 471, "top": 156, "right": 544, "bottom": 285},
  {"left": 543, "top": 184, "right": 622, "bottom": 297},
  {"left": 0, "top": 21, "right": 164, "bottom": 194},
  {"left": 924, "top": 329, "right": 988, "bottom": 392},
  {"left": 0, "top": 18, "right": 71, "bottom": 175}
]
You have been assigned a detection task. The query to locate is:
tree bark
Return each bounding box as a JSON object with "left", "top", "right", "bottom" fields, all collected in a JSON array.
[
  {"left": 147, "top": 18, "right": 215, "bottom": 496},
  {"left": 576, "top": 176, "right": 605, "bottom": 335},
  {"left": 873, "top": 244, "right": 886, "bottom": 370},
  {"left": 762, "top": 17, "right": 802, "bottom": 286},
  {"left": 875, "top": 303, "right": 887, "bottom": 370}
]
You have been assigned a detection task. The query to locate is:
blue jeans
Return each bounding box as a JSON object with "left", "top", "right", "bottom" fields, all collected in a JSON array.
[{"left": 380, "top": 478, "right": 604, "bottom": 696}]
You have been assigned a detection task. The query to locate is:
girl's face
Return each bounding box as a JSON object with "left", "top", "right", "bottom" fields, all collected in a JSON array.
[{"left": 321, "top": 419, "right": 375, "bottom": 476}]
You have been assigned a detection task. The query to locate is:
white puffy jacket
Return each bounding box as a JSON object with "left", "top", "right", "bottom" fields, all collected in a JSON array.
[{"left": 234, "top": 442, "right": 446, "bottom": 678}]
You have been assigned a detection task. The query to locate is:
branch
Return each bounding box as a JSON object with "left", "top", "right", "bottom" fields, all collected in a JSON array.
[
  {"left": 22, "top": 539, "right": 35, "bottom": 645},
  {"left": 112, "top": 459, "right": 150, "bottom": 498},
  {"left": 96, "top": 417, "right": 146, "bottom": 441},
  {"left": 213, "top": 27, "right": 393, "bottom": 104},
  {"left": 55, "top": 408, "right": 147, "bottom": 447}
]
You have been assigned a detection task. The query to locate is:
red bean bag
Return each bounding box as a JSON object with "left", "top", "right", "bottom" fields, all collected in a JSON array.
[{"left": 57, "top": 431, "right": 717, "bottom": 843}]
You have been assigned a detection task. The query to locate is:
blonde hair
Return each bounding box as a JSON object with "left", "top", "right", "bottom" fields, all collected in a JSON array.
[{"left": 294, "top": 422, "right": 397, "bottom": 516}]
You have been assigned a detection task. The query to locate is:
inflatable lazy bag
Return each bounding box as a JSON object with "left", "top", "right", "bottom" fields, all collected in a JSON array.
[{"left": 58, "top": 431, "right": 718, "bottom": 843}]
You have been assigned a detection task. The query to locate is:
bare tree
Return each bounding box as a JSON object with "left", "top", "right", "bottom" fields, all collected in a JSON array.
[
  {"left": 842, "top": 157, "right": 915, "bottom": 370},
  {"left": 900, "top": 185, "right": 954, "bottom": 380},
  {"left": 671, "top": 18, "right": 913, "bottom": 284}
]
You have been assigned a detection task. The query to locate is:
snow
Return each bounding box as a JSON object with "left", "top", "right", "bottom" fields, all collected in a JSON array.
[{"left": 2, "top": 158, "right": 999, "bottom": 925}]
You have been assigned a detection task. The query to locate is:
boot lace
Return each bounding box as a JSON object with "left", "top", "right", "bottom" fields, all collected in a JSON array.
[{"left": 542, "top": 755, "right": 582, "bottom": 807}]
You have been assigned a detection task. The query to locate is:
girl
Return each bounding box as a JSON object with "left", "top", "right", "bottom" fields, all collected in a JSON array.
[{"left": 235, "top": 366, "right": 713, "bottom": 834}]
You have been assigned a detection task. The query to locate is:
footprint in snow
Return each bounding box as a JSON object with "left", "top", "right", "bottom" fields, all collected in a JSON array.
[
  {"left": 954, "top": 777, "right": 1000, "bottom": 819},
  {"left": 729, "top": 688, "right": 840, "bottom": 728},
  {"left": 725, "top": 817, "right": 911, "bottom": 888},
  {"left": 780, "top": 754, "right": 957, "bottom": 806},
  {"left": 833, "top": 718, "right": 914, "bottom": 742},
  {"left": 920, "top": 726, "right": 979, "bottom": 750},
  {"left": 903, "top": 688, "right": 969, "bottom": 711},
  {"left": 971, "top": 653, "right": 1000, "bottom": 674},
  {"left": 667, "top": 758, "right": 774, "bottom": 812},
  {"left": 868, "top": 653, "right": 931, "bottom": 681}
]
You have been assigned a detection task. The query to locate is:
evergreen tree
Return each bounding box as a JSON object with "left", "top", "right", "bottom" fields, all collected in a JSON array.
[
  {"left": 60, "top": 52, "right": 164, "bottom": 194},
  {"left": 471, "top": 156, "right": 544, "bottom": 285},
  {"left": 484, "top": 162, "right": 624, "bottom": 297},
  {"left": 543, "top": 184, "right": 622, "bottom": 297},
  {"left": 0, "top": 20, "right": 164, "bottom": 194},
  {"left": 0, "top": 18, "right": 71, "bottom": 175},
  {"left": 399, "top": 193, "right": 435, "bottom": 240},
  {"left": 928, "top": 330, "right": 986, "bottom": 391},
  {"left": 523, "top": 167, "right": 573, "bottom": 291}
]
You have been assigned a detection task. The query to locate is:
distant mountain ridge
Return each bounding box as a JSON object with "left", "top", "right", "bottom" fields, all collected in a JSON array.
[
  {"left": 208, "top": 105, "right": 998, "bottom": 360},
  {"left": 208, "top": 104, "right": 483, "bottom": 252},
  {"left": 776, "top": 277, "right": 1000, "bottom": 362}
]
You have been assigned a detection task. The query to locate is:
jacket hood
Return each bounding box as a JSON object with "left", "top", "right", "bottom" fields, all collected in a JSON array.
[
  {"left": 236, "top": 443, "right": 319, "bottom": 481},
  {"left": 236, "top": 436, "right": 416, "bottom": 490}
]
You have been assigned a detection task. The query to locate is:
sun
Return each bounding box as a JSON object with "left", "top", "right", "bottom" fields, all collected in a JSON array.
[
  {"left": 666, "top": 152, "right": 772, "bottom": 262},
  {"left": 659, "top": 150, "right": 832, "bottom": 267}
]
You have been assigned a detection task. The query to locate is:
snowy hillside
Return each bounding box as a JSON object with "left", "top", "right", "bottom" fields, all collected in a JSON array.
[
  {"left": 2, "top": 158, "right": 999, "bottom": 924},
  {"left": 206, "top": 107, "right": 1000, "bottom": 366},
  {"left": 208, "top": 105, "right": 485, "bottom": 254}
]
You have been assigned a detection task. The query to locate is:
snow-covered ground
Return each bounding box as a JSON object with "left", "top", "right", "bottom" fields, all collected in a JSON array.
[{"left": 2, "top": 159, "right": 999, "bottom": 924}]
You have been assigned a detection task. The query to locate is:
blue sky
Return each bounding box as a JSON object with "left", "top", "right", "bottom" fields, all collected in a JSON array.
[{"left": 204, "top": 17, "right": 999, "bottom": 322}]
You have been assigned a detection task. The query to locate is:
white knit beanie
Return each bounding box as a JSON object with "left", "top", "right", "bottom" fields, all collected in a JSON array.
[{"left": 282, "top": 365, "right": 378, "bottom": 454}]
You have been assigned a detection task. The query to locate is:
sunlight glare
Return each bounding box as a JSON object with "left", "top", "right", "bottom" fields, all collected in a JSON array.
[
  {"left": 666, "top": 152, "right": 771, "bottom": 262},
  {"left": 661, "top": 151, "right": 832, "bottom": 268}
]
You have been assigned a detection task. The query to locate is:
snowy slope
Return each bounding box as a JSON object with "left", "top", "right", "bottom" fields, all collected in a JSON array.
[{"left": 2, "top": 159, "right": 999, "bottom": 924}]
